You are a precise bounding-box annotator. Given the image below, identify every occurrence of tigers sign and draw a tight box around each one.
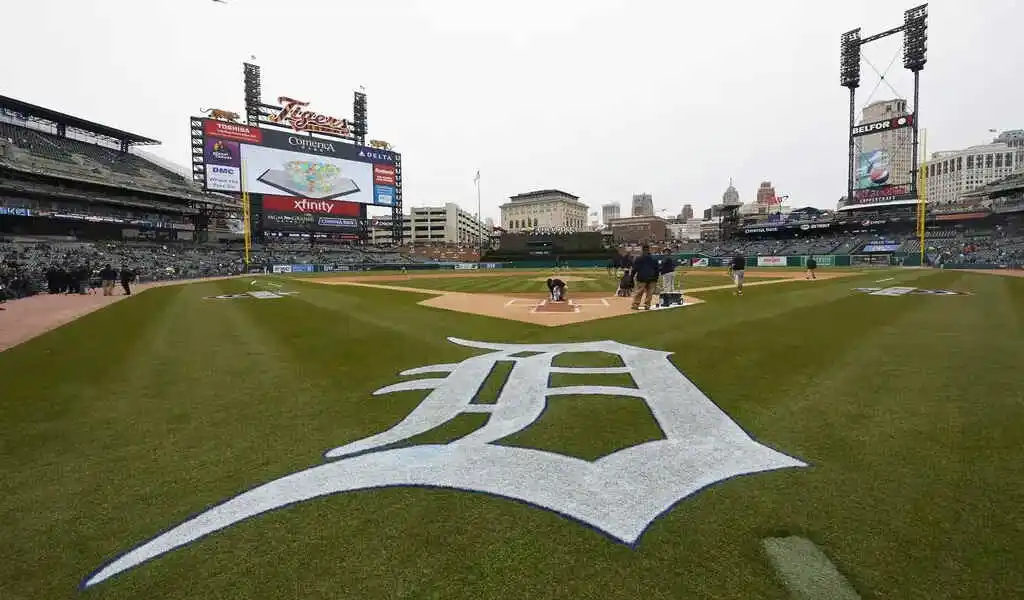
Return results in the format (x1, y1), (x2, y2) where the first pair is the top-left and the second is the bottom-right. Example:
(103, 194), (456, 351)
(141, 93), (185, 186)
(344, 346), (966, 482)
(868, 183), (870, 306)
(266, 97), (354, 138)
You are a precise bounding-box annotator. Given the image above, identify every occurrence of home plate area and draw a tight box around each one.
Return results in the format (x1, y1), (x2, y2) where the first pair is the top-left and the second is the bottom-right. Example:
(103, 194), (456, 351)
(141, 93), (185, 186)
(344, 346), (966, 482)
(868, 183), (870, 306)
(422, 292), (703, 327)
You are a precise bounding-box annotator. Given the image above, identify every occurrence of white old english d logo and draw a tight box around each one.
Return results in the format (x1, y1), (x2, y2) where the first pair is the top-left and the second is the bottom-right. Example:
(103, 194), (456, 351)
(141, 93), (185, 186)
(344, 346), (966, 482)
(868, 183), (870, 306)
(84, 338), (806, 588)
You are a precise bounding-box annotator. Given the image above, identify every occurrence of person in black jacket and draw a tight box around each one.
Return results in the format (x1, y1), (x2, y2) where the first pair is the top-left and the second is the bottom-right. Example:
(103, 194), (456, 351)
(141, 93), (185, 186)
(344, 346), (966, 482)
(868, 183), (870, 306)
(805, 256), (817, 280)
(729, 253), (745, 295)
(659, 253), (677, 293)
(119, 267), (137, 296)
(99, 264), (118, 296)
(630, 245), (660, 310)
(547, 277), (567, 301)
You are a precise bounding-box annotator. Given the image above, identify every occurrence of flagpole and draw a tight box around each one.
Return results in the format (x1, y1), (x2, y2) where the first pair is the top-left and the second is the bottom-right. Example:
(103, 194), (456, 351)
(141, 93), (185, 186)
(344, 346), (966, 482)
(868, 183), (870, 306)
(476, 170), (482, 253)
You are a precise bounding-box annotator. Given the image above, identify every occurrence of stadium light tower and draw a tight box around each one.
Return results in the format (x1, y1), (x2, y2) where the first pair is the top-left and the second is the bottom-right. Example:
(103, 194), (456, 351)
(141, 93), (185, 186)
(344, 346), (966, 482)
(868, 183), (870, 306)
(839, 4), (928, 210)
(840, 28), (861, 206)
(903, 4), (928, 180)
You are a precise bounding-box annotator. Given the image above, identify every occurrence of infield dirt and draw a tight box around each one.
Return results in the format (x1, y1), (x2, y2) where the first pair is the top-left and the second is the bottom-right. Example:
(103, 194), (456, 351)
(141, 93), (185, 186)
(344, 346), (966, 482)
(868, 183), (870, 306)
(311, 270), (850, 326)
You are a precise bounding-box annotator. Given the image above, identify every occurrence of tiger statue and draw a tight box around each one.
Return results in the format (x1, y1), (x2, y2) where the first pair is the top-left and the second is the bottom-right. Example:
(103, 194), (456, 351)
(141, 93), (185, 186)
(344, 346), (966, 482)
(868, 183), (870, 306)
(201, 108), (241, 122)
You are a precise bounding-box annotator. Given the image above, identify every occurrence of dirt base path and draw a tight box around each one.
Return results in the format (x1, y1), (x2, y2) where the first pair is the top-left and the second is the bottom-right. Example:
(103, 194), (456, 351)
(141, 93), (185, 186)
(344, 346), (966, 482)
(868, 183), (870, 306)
(0, 275), (245, 354)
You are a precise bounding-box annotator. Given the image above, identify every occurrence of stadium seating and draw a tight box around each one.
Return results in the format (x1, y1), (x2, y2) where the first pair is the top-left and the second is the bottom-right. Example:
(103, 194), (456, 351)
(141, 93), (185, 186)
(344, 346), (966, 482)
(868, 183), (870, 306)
(1, 122), (206, 197)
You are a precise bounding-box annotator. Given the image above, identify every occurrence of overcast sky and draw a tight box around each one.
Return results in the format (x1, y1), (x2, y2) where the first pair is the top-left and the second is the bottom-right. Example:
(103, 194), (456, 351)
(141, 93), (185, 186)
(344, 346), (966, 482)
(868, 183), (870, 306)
(2, 0), (1020, 220)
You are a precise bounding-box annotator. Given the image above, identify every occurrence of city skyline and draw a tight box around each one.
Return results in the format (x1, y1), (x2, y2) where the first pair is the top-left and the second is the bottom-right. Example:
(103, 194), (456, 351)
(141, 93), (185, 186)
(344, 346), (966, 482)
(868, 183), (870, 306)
(2, 0), (1020, 222)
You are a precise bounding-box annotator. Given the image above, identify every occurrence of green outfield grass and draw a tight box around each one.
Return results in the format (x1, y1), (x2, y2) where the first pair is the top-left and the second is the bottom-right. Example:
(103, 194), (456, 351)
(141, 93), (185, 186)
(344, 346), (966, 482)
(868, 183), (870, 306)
(1, 268), (1022, 599)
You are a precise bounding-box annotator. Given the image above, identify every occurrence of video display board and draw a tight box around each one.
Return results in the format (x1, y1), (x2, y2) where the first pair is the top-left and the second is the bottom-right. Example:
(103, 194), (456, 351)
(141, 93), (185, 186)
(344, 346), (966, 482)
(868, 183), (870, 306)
(200, 119), (398, 207)
(848, 113), (917, 207)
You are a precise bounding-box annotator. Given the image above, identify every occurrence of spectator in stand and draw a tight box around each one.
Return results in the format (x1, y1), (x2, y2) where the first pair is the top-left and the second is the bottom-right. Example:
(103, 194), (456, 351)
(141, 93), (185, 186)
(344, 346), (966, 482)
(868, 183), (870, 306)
(630, 245), (660, 311)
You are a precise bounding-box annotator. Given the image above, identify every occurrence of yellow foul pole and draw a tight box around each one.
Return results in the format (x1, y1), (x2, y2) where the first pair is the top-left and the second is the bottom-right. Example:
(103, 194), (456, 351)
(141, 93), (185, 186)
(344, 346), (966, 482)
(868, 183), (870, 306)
(917, 129), (927, 266)
(241, 159), (251, 267)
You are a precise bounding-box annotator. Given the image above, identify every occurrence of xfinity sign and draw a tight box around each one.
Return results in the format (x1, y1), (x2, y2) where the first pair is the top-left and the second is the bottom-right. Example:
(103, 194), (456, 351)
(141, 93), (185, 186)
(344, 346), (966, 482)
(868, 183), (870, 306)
(851, 114), (914, 138)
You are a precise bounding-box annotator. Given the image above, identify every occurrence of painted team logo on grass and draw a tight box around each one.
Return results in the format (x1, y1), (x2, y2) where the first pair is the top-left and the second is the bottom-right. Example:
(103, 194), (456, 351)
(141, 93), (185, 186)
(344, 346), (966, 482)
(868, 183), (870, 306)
(84, 338), (806, 588)
(853, 287), (967, 296)
(203, 291), (299, 300)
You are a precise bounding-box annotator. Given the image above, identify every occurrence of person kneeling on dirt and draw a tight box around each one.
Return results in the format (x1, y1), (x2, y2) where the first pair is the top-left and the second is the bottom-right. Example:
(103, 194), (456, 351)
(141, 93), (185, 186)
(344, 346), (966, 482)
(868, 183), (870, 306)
(617, 268), (634, 297)
(547, 278), (567, 301)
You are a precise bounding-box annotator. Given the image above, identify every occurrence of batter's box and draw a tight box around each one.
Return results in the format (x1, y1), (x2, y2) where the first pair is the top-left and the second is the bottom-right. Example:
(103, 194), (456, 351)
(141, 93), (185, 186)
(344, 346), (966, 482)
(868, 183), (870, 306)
(504, 298), (545, 307)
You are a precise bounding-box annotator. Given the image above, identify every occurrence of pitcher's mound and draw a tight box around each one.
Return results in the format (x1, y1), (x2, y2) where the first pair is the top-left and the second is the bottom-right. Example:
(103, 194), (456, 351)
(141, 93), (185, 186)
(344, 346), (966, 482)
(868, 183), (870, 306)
(529, 276), (594, 283)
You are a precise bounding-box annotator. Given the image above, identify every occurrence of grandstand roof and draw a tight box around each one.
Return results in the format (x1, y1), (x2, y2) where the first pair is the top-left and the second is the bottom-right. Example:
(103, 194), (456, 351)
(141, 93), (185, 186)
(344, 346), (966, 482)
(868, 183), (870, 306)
(0, 95), (159, 145)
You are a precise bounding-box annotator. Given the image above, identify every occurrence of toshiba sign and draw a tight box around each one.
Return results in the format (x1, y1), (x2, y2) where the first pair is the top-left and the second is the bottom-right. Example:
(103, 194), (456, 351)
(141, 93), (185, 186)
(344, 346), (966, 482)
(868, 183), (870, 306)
(850, 114), (914, 138)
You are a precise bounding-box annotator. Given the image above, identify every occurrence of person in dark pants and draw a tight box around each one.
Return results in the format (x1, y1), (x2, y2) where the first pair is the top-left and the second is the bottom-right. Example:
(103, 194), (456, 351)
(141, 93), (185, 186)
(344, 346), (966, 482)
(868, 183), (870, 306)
(617, 268), (634, 297)
(805, 256), (818, 280)
(119, 267), (136, 296)
(547, 278), (567, 301)
(729, 253), (746, 295)
(630, 245), (660, 310)
(99, 264), (118, 296)
(659, 253), (677, 293)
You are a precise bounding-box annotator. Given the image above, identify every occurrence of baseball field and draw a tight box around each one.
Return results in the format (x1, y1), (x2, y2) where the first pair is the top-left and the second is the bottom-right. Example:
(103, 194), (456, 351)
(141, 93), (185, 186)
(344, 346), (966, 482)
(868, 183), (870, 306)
(1, 267), (1022, 599)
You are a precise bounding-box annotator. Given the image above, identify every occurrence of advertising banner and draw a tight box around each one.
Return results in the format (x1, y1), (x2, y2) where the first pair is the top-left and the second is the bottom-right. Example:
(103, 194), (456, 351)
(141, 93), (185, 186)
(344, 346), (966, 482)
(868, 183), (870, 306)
(691, 258), (709, 267)
(862, 242), (902, 253)
(272, 265), (292, 273)
(197, 118), (398, 206)
(206, 164), (241, 192)
(454, 263), (479, 270)
(857, 150), (892, 189)
(262, 195), (361, 216)
(757, 256), (787, 267)
(0, 206), (33, 217)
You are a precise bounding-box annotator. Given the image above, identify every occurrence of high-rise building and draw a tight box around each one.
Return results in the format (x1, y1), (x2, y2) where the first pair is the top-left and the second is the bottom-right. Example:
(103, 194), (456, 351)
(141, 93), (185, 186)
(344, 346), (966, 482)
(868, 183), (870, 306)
(500, 190), (589, 232)
(925, 143), (1018, 205)
(991, 130), (1024, 170)
(631, 193), (654, 217)
(680, 204), (694, 221)
(857, 99), (913, 188)
(601, 202), (621, 224)
(755, 181), (777, 206)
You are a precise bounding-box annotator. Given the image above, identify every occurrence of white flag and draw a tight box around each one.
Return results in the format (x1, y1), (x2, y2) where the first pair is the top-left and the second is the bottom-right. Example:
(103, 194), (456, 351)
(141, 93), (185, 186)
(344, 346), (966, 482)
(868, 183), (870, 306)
(473, 170), (480, 184)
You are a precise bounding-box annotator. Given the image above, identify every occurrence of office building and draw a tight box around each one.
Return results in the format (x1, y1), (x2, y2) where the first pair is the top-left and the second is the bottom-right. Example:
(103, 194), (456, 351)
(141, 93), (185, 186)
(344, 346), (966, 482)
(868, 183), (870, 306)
(500, 189), (589, 232)
(601, 202), (621, 224)
(925, 142), (1018, 205)
(631, 193), (654, 217)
